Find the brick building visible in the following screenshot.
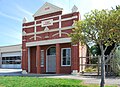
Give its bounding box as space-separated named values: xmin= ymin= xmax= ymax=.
xmin=22 ymin=2 xmax=87 ymax=74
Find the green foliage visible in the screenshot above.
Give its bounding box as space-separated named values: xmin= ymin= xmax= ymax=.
xmin=84 ymin=66 xmax=97 ymax=72
xmin=69 ymin=6 xmax=120 ymax=47
xmin=69 ymin=7 xmax=120 ymax=86
xmin=111 ymin=46 xmax=120 ymax=76
xmin=90 ymin=57 xmax=98 ymax=64
xmin=90 ymin=45 xmax=101 ymax=56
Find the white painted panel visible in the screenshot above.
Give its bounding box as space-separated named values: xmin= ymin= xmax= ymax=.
xmin=0 ymin=52 xmax=2 ymax=67
xmin=1 ymin=64 xmax=21 ymax=69
xmin=28 ymin=48 xmax=30 ymax=72
xmin=41 ymin=19 xmax=53 ymax=27
xmin=47 ymin=55 xmax=56 ymax=72
xmin=26 ymin=38 xmax=71 ymax=47
xmin=2 ymin=52 xmax=21 ymax=57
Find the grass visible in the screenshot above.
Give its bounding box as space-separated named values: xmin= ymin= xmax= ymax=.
xmin=0 ymin=76 xmax=117 ymax=87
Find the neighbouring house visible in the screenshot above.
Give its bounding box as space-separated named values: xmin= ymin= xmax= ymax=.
xmin=0 ymin=44 xmax=22 ymax=69
xmin=22 ymin=2 xmax=87 ymax=74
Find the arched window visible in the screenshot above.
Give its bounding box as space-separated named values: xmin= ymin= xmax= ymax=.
xmin=47 ymin=47 xmax=56 ymax=55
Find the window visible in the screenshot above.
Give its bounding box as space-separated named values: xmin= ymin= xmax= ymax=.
xmin=47 ymin=47 xmax=56 ymax=55
xmin=61 ymin=48 xmax=71 ymax=66
xmin=41 ymin=50 xmax=44 ymax=67
xmin=2 ymin=56 xmax=21 ymax=64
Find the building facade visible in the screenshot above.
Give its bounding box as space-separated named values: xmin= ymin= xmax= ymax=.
xmin=0 ymin=44 xmax=21 ymax=69
xmin=22 ymin=2 xmax=87 ymax=74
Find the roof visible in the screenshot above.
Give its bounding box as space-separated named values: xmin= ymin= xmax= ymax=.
xmin=0 ymin=44 xmax=22 ymax=53
xmin=33 ymin=2 xmax=63 ymax=17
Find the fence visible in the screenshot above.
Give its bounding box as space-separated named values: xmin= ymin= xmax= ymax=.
xmin=79 ymin=55 xmax=117 ymax=76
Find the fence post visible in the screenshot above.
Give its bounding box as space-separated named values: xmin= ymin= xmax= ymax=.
xmin=98 ymin=55 xmax=100 ymax=75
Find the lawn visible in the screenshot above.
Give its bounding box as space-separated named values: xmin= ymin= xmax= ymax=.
xmin=0 ymin=77 xmax=117 ymax=87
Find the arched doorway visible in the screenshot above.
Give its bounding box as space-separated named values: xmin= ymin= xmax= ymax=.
xmin=46 ymin=47 xmax=56 ymax=73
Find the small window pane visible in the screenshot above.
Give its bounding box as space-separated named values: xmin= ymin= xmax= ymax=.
xmin=63 ymin=58 xmax=66 ymax=65
xmin=67 ymin=60 xmax=70 ymax=65
xmin=63 ymin=49 xmax=66 ymax=57
xmin=41 ymin=50 xmax=44 ymax=67
xmin=47 ymin=47 xmax=56 ymax=55
xmin=62 ymin=48 xmax=71 ymax=66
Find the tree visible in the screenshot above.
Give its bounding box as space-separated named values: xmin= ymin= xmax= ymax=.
xmin=69 ymin=6 xmax=120 ymax=87
xmin=90 ymin=45 xmax=101 ymax=56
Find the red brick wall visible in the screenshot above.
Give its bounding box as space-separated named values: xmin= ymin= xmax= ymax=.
xmin=30 ymin=47 xmax=37 ymax=73
xmin=22 ymin=12 xmax=79 ymax=43
xmin=60 ymin=43 xmax=71 ymax=74
xmin=34 ymin=11 xmax=62 ymax=20
xmin=22 ymin=9 xmax=80 ymax=74
xmin=26 ymin=43 xmax=79 ymax=74
xmin=71 ymin=44 xmax=79 ymax=72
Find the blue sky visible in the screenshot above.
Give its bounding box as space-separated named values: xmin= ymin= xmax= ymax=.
xmin=0 ymin=0 xmax=120 ymax=46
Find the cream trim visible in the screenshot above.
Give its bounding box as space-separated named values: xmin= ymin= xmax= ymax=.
xmin=26 ymin=38 xmax=71 ymax=47
xmin=29 ymin=36 xmax=34 ymax=40
xmin=22 ymin=39 xmax=26 ymax=41
xmin=52 ymin=33 xmax=59 ymax=37
xmin=26 ymin=33 xmax=34 ymax=36
xmin=61 ymin=32 xmax=69 ymax=35
xmin=34 ymin=21 xmax=37 ymax=40
xmin=44 ymin=27 xmax=49 ymax=32
xmin=36 ymin=15 xmax=60 ymax=21
xmin=23 ymin=11 xmax=78 ymax=24
xmin=29 ymin=36 xmax=42 ymax=40
xmin=59 ymin=15 xmax=62 ymax=37
xmin=22 ymin=15 xmax=60 ymax=24
xmin=23 ymin=15 xmax=77 ymax=28
xmin=52 ymin=32 xmax=69 ymax=37
xmin=36 ymin=36 xmax=42 ymax=39
xmin=23 ymin=26 xmax=74 ymax=36
xmin=23 ymin=25 xmax=35 ymax=28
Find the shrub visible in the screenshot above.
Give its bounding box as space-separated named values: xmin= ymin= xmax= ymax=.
xmin=84 ymin=67 xmax=97 ymax=72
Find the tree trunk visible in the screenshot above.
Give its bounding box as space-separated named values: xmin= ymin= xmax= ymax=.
xmin=100 ymin=45 xmax=105 ymax=87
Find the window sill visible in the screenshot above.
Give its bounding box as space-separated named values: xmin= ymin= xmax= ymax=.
xmin=61 ymin=65 xmax=71 ymax=67
xmin=41 ymin=65 xmax=44 ymax=67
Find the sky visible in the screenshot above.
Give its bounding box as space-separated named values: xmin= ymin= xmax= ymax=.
xmin=0 ymin=0 xmax=120 ymax=46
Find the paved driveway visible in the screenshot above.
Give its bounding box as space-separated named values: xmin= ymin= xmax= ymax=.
xmin=0 ymin=69 xmax=22 ymax=76
xmin=0 ymin=69 xmax=120 ymax=86
xmin=42 ymin=75 xmax=120 ymax=86
xmin=0 ymin=69 xmax=22 ymax=73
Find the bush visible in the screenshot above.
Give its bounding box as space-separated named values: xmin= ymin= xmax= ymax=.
xmin=84 ymin=67 xmax=97 ymax=72
xmin=111 ymin=46 xmax=120 ymax=76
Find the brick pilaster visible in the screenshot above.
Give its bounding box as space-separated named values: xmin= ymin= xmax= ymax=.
xmin=36 ymin=46 xmax=41 ymax=74
xmin=56 ymin=43 xmax=60 ymax=74
xmin=71 ymin=44 xmax=79 ymax=71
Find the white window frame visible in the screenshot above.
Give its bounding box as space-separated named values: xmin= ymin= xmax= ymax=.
xmin=41 ymin=50 xmax=44 ymax=67
xmin=61 ymin=48 xmax=71 ymax=66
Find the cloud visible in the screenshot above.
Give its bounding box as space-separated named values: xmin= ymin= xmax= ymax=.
xmin=0 ymin=11 xmax=21 ymax=22
xmin=16 ymin=5 xmax=33 ymax=16
xmin=0 ymin=30 xmax=21 ymax=41
xmin=15 ymin=4 xmax=33 ymax=21
xmin=90 ymin=0 xmax=120 ymax=10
